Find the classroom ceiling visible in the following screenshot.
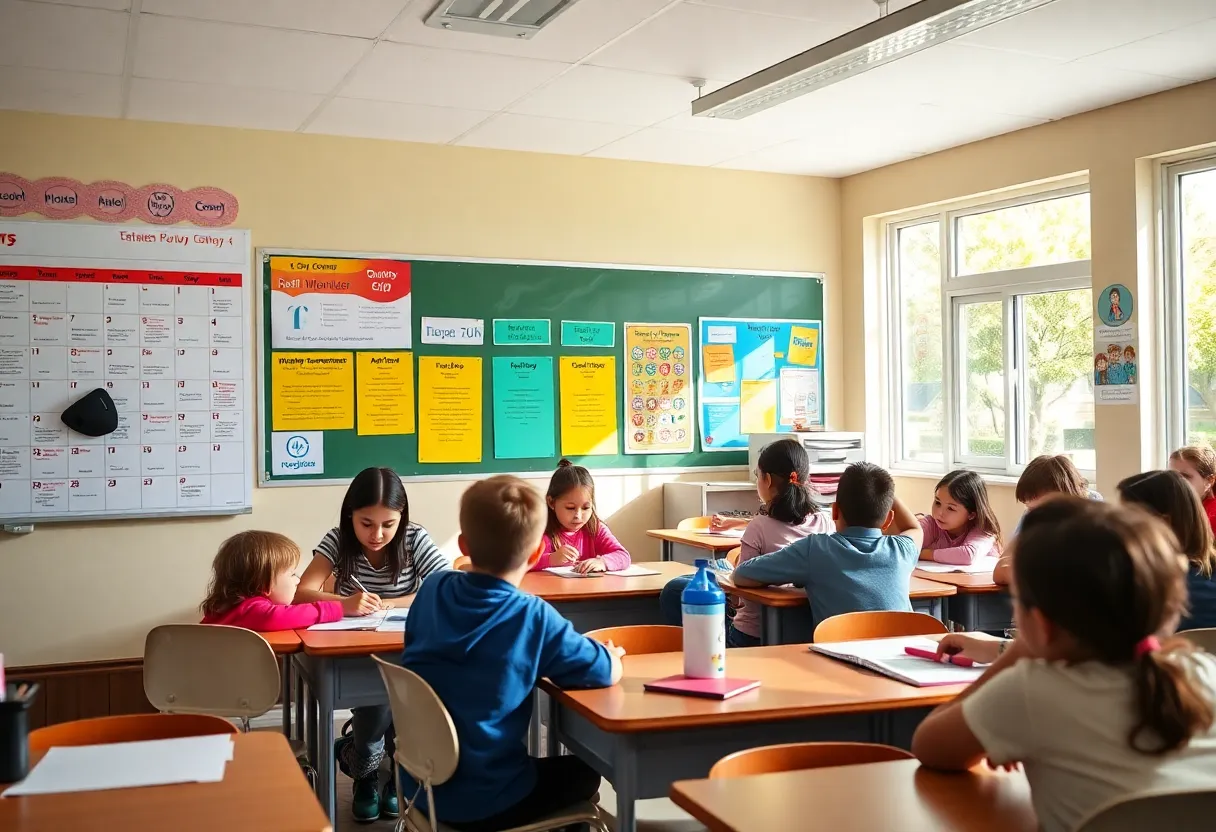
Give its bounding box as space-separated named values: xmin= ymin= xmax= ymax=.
xmin=3 ymin=0 xmax=1216 ymax=177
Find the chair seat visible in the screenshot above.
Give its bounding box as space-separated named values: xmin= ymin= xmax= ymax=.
xmin=596 ymin=780 xmax=706 ymax=832
xmin=404 ymin=801 xmax=608 ymax=832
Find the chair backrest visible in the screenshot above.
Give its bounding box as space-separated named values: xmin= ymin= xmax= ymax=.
xmin=1076 ymin=788 xmax=1216 ymax=832
xmin=1178 ymin=627 xmax=1216 ymax=653
xmin=372 ymin=656 xmax=459 ymax=787
xmin=676 ymin=516 xmax=713 ymax=531
xmin=725 ymin=546 xmax=741 ymax=567
xmin=144 ymin=624 xmax=280 ymax=721
xmin=813 ymin=611 xmax=948 ymax=643
xmin=710 ymin=741 xmax=913 ymax=779
xmin=586 ymin=625 xmax=683 ymax=655
xmin=453 ymin=555 xmax=472 ymax=572
xmin=29 ymin=713 xmax=237 ymax=752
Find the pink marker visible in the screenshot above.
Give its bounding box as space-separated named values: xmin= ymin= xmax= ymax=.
xmin=905 ymin=645 xmax=976 ymax=668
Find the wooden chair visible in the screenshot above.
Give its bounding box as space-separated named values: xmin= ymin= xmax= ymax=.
xmin=372 ymin=656 xmax=608 ymax=832
xmin=29 ymin=713 xmax=236 ymax=752
xmin=585 ymin=625 xmax=683 ymax=655
xmin=1178 ymin=627 xmax=1216 ymax=653
xmin=813 ymin=611 xmax=948 ymax=643
xmin=453 ymin=555 xmax=472 ymax=572
xmin=676 ymin=516 xmax=713 ymax=531
xmin=725 ymin=546 xmax=741 ymax=567
xmin=709 ymin=741 xmax=913 ymax=779
xmin=1076 ymin=788 xmax=1216 ymax=831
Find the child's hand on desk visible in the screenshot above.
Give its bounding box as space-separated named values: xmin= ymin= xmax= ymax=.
xmin=918 ymin=549 xmax=938 ymax=561
xmin=932 ymin=632 xmax=1007 ymax=665
xmin=342 ymin=591 xmax=382 ymax=616
xmin=552 ymin=544 xmax=580 ymax=566
xmin=603 ymin=640 xmax=627 ymax=660
xmin=572 ymin=557 xmax=607 ymax=574
xmin=710 ymin=515 xmax=747 ymax=531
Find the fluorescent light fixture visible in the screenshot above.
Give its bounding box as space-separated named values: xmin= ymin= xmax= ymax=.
xmin=425 ymin=0 xmax=583 ymax=39
xmin=692 ymin=0 xmax=1061 ymax=120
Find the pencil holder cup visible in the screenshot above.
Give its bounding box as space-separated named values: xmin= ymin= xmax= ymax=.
xmin=0 ymin=682 xmax=38 ymax=783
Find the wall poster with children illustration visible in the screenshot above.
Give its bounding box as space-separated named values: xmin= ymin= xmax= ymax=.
xmin=1094 ymin=283 xmax=1137 ymax=405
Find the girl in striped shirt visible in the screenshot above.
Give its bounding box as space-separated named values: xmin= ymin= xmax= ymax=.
xmin=295 ymin=466 xmax=450 ymax=824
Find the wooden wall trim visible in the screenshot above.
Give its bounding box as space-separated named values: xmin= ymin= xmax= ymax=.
xmin=8 ymin=658 xmax=155 ymax=731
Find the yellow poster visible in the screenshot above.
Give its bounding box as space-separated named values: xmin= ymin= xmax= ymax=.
xmin=418 ymin=356 xmax=482 ymax=463
xmin=271 ymin=352 xmax=354 ymax=430
xmin=624 ymin=323 xmax=693 ymax=454
xmin=740 ymin=379 xmax=777 ymax=434
xmin=357 ymin=352 xmax=415 ymax=436
xmin=787 ymin=325 xmax=820 ymax=367
xmin=701 ymin=344 xmax=736 ymax=384
xmin=560 ymin=356 xmax=618 ymax=456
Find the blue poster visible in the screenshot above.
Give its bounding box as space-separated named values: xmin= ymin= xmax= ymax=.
xmin=492 ymin=356 xmax=556 ymax=459
xmin=698 ymin=317 xmax=823 ymax=452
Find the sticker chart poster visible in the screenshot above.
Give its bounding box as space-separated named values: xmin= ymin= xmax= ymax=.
xmin=623 ymin=323 xmax=693 ymax=454
xmin=269 ymin=256 xmax=411 ymax=350
xmin=356 ymin=352 xmax=415 ymax=436
xmin=417 ymin=356 xmax=482 ymax=463
xmin=492 ymin=356 xmax=556 ymax=459
xmin=697 ymin=318 xmax=823 ymax=451
xmin=559 ymin=356 xmax=617 ymax=456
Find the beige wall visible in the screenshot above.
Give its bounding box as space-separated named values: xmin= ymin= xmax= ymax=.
xmin=841 ymin=79 xmax=1216 ymax=534
xmin=0 ymin=111 xmax=839 ymax=667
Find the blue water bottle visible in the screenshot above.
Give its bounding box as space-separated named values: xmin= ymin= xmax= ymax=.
xmin=681 ymin=559 xmax=727 ymax=678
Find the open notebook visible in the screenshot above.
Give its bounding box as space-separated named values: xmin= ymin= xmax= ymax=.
xmin=810 ymin=637 xmax=986 ymax=687
xmin=308 ymin=608 xmax=408 ymax=632
xmin=915 ymin=558 xmax=999 ymax=575
xmin=542 ymin=564 xmax=661 ymax=578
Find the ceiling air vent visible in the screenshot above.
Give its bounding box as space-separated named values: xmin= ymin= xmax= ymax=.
xmin=424 ymin=0 xmax=583 ymax=39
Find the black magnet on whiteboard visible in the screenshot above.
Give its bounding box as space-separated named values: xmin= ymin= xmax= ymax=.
xmin=61 ymin=387 xmax=119 ymax=437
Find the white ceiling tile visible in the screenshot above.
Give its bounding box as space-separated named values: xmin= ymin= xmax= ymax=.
xmin=342 ymin=42 xmax=567 ymax=110
xmin=895 ymin=105 xmax=1045 ymax=154
xmin=588 ymin=2 xmax=851 ymax=81
xmin=305 ymin=97 xmax=493 ymax=144
xmin=959 ymin=0 xmax=1216 ymax=61
xmin=721 ymin=136 xmax=921 ymax=177
xmin=0 ymin=0 xmax=127 ymax=74
xmin=25 ymin=0 xmax=129 ymax=9
xmin=965 ymin=62 xmax=1185 ymax=121
xmin=456 ymin=113 xmax=638 ymax=155
xmin=134 ymin=15 xmax=368 ymax=93
xmin=689 ymin=0 xmax=920 ymax=25
xmin=588 ymin=126 xmax=782 ymax=167
xmin=510 ymin=65 xmax=699 ymax=127
xmin=1079 ymin=16 xmax=1216 ymax=82
xmin=141 ymin=0 xmax=407 ymax=38
xmin=0 ymin=65 xmax=122 ymax=117
xmin=127 ymin=78 xmax=324 ymax=130
xmin=384 ymin=0 xmax=673 ymax=64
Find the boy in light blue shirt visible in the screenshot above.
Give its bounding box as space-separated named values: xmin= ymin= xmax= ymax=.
xmin=732 ymin=462 xmax=923 ymax=633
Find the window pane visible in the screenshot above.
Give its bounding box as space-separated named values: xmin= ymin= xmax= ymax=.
xmin=897 ymin=222 xmax=943 ymax=463
xmin=1181 ymin=166 xmax=1216 ymax=447
xmin=956 ymin=193 xmax=1091 ymax=276
xmin=958 ymin=300 xmax=1005 ymax=459
xmin=1022 ymin=289 xmax=1095 ymax=470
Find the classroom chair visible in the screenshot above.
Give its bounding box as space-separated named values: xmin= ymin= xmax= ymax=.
xmin=812 ymin=611 xmax=948 ymax=643
xmin=586 ymin=625 xmax=683 ymax=654
xmin=676 ymin=516 xmax=713 ymax=531
xmin=709 ymin=742 xmax=913 ymax=778
xmin=453 ymin=555 xmax=472 ymax=571
xmin=1178 ymin=627 xmax=1216 ymax=653
xmin=1075 ymin=787 xmax=1216 ymax=831
xmin=29 ymin=713 xmax=236 ymax=752
xmin=371 ymin=656 xmax=609 ymax=832
xmin=725 ymin=546 xmax=741 ymax=567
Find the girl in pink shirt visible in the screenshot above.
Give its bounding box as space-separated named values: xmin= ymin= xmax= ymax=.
xmin=919 ymin=470 xmax=1002 ymax=565
xmin=532 ymin=459 xmax=630 ymax=574
xmin=201 ymin=530 xmax=360 ymax=630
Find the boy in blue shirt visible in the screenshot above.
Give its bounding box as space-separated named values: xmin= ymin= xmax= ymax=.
xmin=402 ymin=475 xmax=625 ymax=831
xmin=731 ymin=462 xmax=923 ymax=633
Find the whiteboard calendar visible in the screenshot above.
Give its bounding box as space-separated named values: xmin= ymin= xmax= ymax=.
xmin=0 ymin=220 xmax=253 ymax=524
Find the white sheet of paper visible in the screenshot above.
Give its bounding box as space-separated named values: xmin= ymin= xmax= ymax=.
xmin=704 ymin=528 xmax=745 ymax=538
xmin=375 ymin=609 xmax=409 ymax=632
xmin=915 ymin=558 xmax=998 ymax=574
xmin=308 ymin=611 xmax=388 ymax=631
xmin=543 ymin=564 xmax=661 ymax=578
xmin=2 ymin=734 xmax=234 ymax=797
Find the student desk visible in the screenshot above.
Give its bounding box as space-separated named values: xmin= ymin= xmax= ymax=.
xmin=646 ymin=529 xmax=741 ymax=563
xmin=256 ymin=629 xmax=302 ymax=739
xmin=670 ymin=759 xmax=1035 ymax=832
xmin=539 ymin=644 xmax=968 ymax=832
xmin=0 ymin=733 xmax=331 ymax=832
xmin=293 ymin=562 xmax=692 ymax=821
xmin=725 ymin=577 xmax=958 ymax=644
xmin=912 ymin=570 xmax=1012 ymax=632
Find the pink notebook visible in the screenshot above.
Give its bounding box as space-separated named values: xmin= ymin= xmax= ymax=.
xmin=643 ymin=675 xmax=761 ymax=700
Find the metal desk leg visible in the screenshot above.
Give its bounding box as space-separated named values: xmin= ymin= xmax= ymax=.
xmin=314 ymin=659 xmax=337 ymax=822
xmin=528 ymin=689 xmax=542 ymax=756
xmin=295 ymin=663 xmax=306 ymax=743
xmin=544 ymin=691 xmax=560 ymax=758
xmin=614 ymin=742 xmax=638 ymax=832
xmin=661 ymin=540 xmax=673 ymax=561
xmin=304 ymin=682 xmax=317 ymax=767
xmin=948 ymin=594 xmax=979 ymax=631
xmin=280 ymin=655 xmax=292 ymax=737
xmin=761 ymin=605 xmax=783 ymax=646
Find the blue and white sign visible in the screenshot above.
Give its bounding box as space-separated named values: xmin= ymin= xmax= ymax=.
xmin=271 ymin=431 xmax=324 ymax=476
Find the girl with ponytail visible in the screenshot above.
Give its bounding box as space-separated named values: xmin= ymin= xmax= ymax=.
xmin=913 ymin=498 xmax=1216 ymax=832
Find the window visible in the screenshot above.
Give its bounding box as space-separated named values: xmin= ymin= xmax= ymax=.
xmin=888 ymin=188 xmax=1095 ymax=476
xmin=1164 ymin=157 xmax=1216 ymax=449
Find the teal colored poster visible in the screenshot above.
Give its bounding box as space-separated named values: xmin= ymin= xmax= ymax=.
xmin=561 ymin=320 xmax=616 ymax=348
xmin=493 ymin=318 xmax=551 ymax=345
xmin=492 ymin=356 xmax=556 ymax=459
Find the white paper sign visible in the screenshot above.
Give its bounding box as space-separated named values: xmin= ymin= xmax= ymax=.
xmin=271 ymin=430 xmax=323 ymax=476
xmin=420 ymin=316 xmax=484 ymax=345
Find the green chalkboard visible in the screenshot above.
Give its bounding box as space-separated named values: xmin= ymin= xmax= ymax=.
xmin=259 ymin=251 xmax=823 ymax=484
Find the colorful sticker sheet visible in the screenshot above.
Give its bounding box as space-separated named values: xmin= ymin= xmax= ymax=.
xmin=623 ymin=323 xmax=694 ymax=454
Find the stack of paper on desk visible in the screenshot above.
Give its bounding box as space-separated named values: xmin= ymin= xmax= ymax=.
xmin=543 ymin=564 xmax=661 ymax=578
xmin=308 ymin=608 xmax=408 ymax=632
xmin=915 ymin=558 xmax=999 ymax=574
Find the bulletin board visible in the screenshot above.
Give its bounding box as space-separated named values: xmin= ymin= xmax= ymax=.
xmin=257 ymin=249 xmax=824 ymax=485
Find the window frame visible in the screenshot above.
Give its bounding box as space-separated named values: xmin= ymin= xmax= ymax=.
xmin=885 ymin=184 xmax=1094 ymax=479
xmin=1162 ymin=154 xmax=1216 ymax=453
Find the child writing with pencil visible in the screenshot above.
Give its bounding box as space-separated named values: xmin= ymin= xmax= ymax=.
xmin=530 ymin=459 xmax=630 ymax=574
xmin=294 ymin=466 xmax=450 ymax=824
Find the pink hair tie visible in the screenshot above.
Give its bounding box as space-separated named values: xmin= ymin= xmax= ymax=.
xmin=1134 ymin=635 xmax=1160 ymax=658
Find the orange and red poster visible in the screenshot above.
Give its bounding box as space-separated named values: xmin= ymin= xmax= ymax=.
xmin=269 ymin=256 xmax=411 ymax=350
